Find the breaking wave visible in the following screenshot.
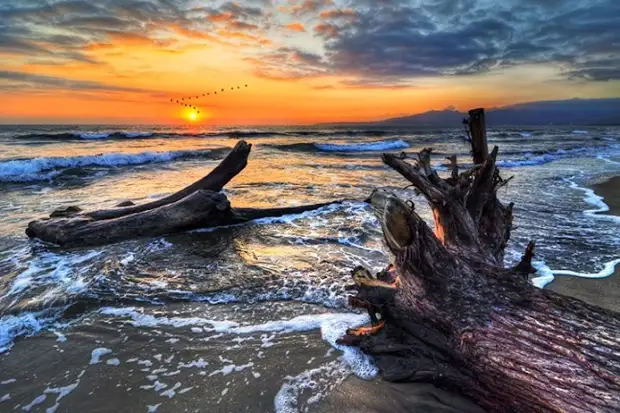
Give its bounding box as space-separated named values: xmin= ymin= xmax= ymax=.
xmin=15 ymin=131 xmax=156 ymax=141
xmin=496 ymin=144 xmax=620 ymax=168
xmin=12 ymin=130 xmax=398 ymax=141
xmin=269 ymin=139 xmax=410 ymax=153
xmin=0 ymin=148 xmax=215 ymax=182
xmin=314 ymin=139 xmax=410 ymax=152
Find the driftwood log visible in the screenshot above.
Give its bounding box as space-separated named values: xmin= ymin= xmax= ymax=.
xmin=26 ymin=140 xmax=344 ymax=247
xmin=339 ymin=109 xmax=620 ymax=412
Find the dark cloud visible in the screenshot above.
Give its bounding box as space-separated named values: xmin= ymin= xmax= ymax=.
xmin=276 ymin=0 xmax=620 ymax=85
xmin=0 ymin=70 xmax=150 ymax=92
xmin=0 ymin=35 xmax=50 ymax=55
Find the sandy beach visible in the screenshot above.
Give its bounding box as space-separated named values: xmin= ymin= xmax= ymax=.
xmin=548 ymin=175 xmax=620 ymax=312
xmin=1 ymin=127 xmax=619 ymax=413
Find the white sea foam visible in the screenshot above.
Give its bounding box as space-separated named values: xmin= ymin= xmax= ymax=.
xmin=530 ymin=261 xmax=556 ymax=288
xmin=90 ymin=347 xmax=112 ymax=364
xmin=314 ymin=139 xmax=409 ymax=152
xmin=76 ymin=132 xmax=111 ymax=140
xmin=597 ymin=156 xmax=620 ymax=165
xmin=519 ymin=132 xmax=532 ymax=137
xmin=147 ymin=403 xmax=162 ymax=412
xmin=274 ymin=361 xmax=349 ymax=413
xmin=572 ymin=130 xmax=588 ymax=134
xmin=496 ymin=145 xmax=620 ymax=168
xmin=565 ymin=177 xmax=620 ymax=223
xmin=99 ymin=307 xmax=370 ymax=343
xmin=3 ymin=250 xmax=101 ymax=300
xmin=22 ymin=394 xmax=46 ymax=411
xmin=0 ymin=310 xmax=63 ymax=354
xmin=0 ymin=148 xmax=211 ymax=182
xmin=531 ymin=176 xmax=620 ymax=288
xmin=106 ymin=358 xmax=121 ymax=366
xmin=100 ymin=305 xmax=376 ymax=403
xmin=43 ymin=371 xmax=84 ymax=413
xmin=552 ymin=259 xmax=620 ymax=279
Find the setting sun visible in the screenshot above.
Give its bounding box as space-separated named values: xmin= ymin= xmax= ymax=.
xmin=187 ymin=112 xmax=197 ymax=122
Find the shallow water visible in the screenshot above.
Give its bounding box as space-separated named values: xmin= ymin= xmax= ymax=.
xmin=1 ymin=125 xmax=620 ymax=412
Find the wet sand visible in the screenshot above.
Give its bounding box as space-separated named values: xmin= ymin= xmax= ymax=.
xmin=0 ymin=302 xmax=347 ymax=413
xmin=548 ymin=176 xmax=620 ymax=312
xmin=0 ymin=303 xmax=483 ymax=413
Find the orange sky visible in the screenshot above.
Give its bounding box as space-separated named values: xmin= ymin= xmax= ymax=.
xmin=1 ymin=0 xmax=619 ymax=125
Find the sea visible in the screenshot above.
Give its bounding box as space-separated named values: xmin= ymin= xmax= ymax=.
xmin=0 ymin=124 xmax=619 ymax=412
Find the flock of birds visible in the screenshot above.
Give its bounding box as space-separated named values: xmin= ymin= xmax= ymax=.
xmin=170 ymin=84 xmax=248 ymax=114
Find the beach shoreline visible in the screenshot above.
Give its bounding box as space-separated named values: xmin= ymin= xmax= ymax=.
xmin=548 ymin=175 xmax=620 ymax=312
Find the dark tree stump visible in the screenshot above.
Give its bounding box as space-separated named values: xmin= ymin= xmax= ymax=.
xmin=341 ymin=109 xmax=620 ymax=413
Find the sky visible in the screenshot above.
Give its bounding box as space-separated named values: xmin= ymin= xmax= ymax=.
xmin=1 ymin=0 xmax=619 ymax=125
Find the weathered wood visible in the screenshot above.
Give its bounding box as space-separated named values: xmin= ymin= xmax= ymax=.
xmin=230 ymin=202 xmax=343 ymax=223
xmin=342 ymin=109 xmax=620 ymax=413
xmin=26 ymin=191 xmax=346 ymax=247
xmin=86 ymin=140 xmax=252 ymax=221
xmin=468 ymin=108 xmax=488 ymax=165
xmin=26 ymin=140 xmax=351 ymax=247
xmin=28 ymin=190 xmax=231 ymax=247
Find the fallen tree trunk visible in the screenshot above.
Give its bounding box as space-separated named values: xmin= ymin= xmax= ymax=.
xmin=26 ymin=140 xmax=349 ymax=247
xmin=86 ymin=140 xmax=253 ymax=221
xmin=340 ymin=109 xmax=620 ymax=413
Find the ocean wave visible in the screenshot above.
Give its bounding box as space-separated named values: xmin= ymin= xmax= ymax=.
xmin=15 ymin=131 xmax=156 ymax=141
xmin=12 ymin=129 xmax=400 ymax=142
xmin=0 ymin=148 xmax=215 ymax=182
xmin=269 ymin=139 xmax=410 ymax=153
xmin=315 ymin=139 xmax=410 ymax=152
xmin=496 ymin=144 xmax=619 ymax=168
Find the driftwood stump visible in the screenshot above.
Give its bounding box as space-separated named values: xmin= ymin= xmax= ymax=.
xmin=26 ymin=140 xmax=347 ymax=247
xmin=340 ymin=109 xmax=620 ymax=413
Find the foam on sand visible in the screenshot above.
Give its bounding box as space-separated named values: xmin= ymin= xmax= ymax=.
xmin=0 ymin=148 xmax=212 ymax=182
xmin=274 ymin=313 xmax=377 ymax=413
xmin=0 ymin=309 xmax=65 ymax=354
xmin=314 ymin=139 xmax=409 ymax=152
xmin=98 ymin=306 xmax=376 ymax=412
xmin=565 ymin=177 xmax=620 ymax=223
xmin=90 ymin=348 xmax=113 ymax=364
xmin=530 ymin=176 xmax=620 ymax=288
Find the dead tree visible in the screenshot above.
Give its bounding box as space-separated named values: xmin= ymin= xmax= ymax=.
xmin=26 ymin=141 xmax=345 ymax=247
xmin=339 ymin=109 xmax=620 ymax=413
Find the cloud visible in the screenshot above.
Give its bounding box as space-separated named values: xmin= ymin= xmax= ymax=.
xmin=318 ymin=8 xmax=358 ymax=20
xmin=313 ymin=23 xmax=340 ymax=39
xmin=283 ymin=22 xmax=306 ymax=32
xmin=0 ymin=70 xmax=150 ymax=93
xmin=3 ymin=0 xmax=618 ymax=93
xmin=285 ymin=0 xmax=334 ymax=16
xmin=245 ymin=47 xmax=327 ymax=80
xmin=257 ymin=0 xmax=620 ymax=85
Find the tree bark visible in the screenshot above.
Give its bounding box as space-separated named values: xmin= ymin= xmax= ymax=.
xmin=26 ymin=140 xmax=350 ymax=247
xmin=341 ymin=110 xmax=620 ymax=413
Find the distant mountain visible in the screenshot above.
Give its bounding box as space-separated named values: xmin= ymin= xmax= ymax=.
xmin=378 ymin=98 xmax=620 ymax=126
